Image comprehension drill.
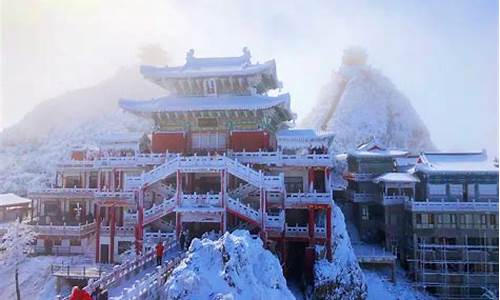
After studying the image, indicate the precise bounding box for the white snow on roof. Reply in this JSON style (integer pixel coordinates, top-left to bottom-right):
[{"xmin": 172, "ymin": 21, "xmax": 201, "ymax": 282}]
[
  {"xmin": 373, "ymin": 173, "xmax": 420, "ymax": 183},
  {"xmin": 416, "ymin": 151, "xmax": 498, "ymax": 173},
  {"xmin": 350, "ymin": 138, "xmax": 409, "ymax": 158},
  {"xmin": 141, "ymin": 48, "xmax": 276, "ymax": 79},
  {"xmin": 350, "ymin": 149, "xmax": 408, "ymax": 159},
  {"xmin": 141, "ymin": 61, "xmax": 274, "ymax": 79},
  {"xmin": 0, "ymin": 193, "xmax": 31, "ymax": 207},
  {"xmin": 276, "ymin": 129, "xmax": 334, "ymax": 149},
  {"xmin": 276, "ymin": 129, "xmax": 333, "ymax": 139},
  {"xmin": 119, "ymin": 93, "xmax": 291, "ymax": 113},
  {"xmin": 395, "ymin": 156, "xmax": 417, "ymax": 167}
]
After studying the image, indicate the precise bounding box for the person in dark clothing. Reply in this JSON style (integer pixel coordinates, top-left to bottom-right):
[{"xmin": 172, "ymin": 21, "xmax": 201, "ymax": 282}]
[
  {"xmin": 179, "ymin": 231, "xmax": 186, "ymax": 251},
  {"xmin": 91, "ymin": 286, "xmax": 101, "ymax": 300},
  {"xmin": 155, "ymin": 241, "xmax": 164, "ymax": 266}
]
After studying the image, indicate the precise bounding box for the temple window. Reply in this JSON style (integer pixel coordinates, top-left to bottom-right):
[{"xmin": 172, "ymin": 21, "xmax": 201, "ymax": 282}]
[
  {"xmin": 205, "ymin": 79, "xmax": 216, "ymax": 95},
  {"xmin": 361, "ymin": 206, "xmax": 369, "ymax": 220},
  {"xmin": 198, "ymin": 118, "xmax": 218, "ymax": 128}
]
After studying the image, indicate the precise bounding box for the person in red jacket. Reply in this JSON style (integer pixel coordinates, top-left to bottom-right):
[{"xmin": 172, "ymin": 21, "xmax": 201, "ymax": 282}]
[
  {"xmin": 155, "ymin": 241, "xmax": 165, "ymax": 266},
  {"xmin": 69, "ymin": 286, "xmax": 92, "ymax": 300}
]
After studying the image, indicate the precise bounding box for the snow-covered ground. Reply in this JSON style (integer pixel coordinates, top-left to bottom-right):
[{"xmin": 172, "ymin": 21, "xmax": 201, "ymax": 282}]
[
  {"xmin": 365, "ymin": 268, "xmax": 434, "ymax": 300},
  {"xmin": 0, "ymin": 255, "xmax": 89, "ymax": 300}
]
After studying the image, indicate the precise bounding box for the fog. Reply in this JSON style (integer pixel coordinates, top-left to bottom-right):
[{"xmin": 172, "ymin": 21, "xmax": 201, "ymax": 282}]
[{"xmin": 1, "ymin": 0, "xmax": 498, "ymax": 155}]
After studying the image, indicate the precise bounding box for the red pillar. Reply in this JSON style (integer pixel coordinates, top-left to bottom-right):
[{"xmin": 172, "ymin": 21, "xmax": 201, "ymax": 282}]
[
  {"xmin": 111, "ymin": 169, "xmax": 116, "ymax": 192},
  {"xmin": 135, "ymin": 190, "xmax": 144, "ymax": 255},
  {"xmin": 220, "ymin": 212, "xmax": 225, "ymax": 234},
  {"xmin": 176, "ymin": 170, "xmax": 182, "ymax": 206},
  {"xmin": 260, "ymin": 188, "xmax": 266, "ymax": 229},
  {"xmin": 109, "ymin": 206, "xmax": 116, "ymax": 263},
  {"xmin": 308, "ymin": 207, "xmax": 315, "ymax": 245},
  {"xmin": 118, "ymin": 207, "xmax": 124, "ymax": 226},
  {"xmin": 308, "ymin": 168, "xmax": 315, "ymax": 192},
  {"xmin": 81, "ymin": 202, "xmax": 86, "ymax": 224},
  {"xmin": 326, "ymin": 206, "xmax": 332, "ymax": 261},
  {"xmin": 97, "ymin": 171, "xmax": 102, "ymax": 191},
  {"xmin": 324, "ymin": 167, "xmax": 331, "ymax": 192},
  {"xmin": 176, "ymin": 212, "xmax": 182, "ymax": 240},
  {"xmin": 95, "ymin": 204, "xmax": 101, "ymax": 263},
  {"xmin": 220, "ymin": 169, "xmax": 226, "ymax": 233}
]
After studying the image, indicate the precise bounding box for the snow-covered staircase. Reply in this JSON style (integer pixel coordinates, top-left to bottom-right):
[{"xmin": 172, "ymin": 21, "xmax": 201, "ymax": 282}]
[
  {"xmin": 144, "ymin": 197, "xmax": 176, "ymax": 225},
  {"xmin": 150, "ymin": 182, "xmax": 176, "ymax": 199},
  {"xmin": 229, "ymin": 183, "xmax": 259, "ymax": 199},
  {"xmin": 139, "ymin": 155, "xmax": 284, "ymax": 191},
  {"xmin": 125, "ymin": 197, "xmax": 176, "ymax": 225},
  {"xmin": 226, "ymin": 196, "xmax": 260, "ymax": 225}
]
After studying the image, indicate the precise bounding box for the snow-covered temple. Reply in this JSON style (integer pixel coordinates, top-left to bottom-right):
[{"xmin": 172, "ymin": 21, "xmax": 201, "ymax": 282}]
[
  {"xmin": 28, "ymin": 49, "xmax": 335, "ymax": 277},
  {"xmin": 25, "ymin": 49, "xmax": 498, "ymax": 299}
]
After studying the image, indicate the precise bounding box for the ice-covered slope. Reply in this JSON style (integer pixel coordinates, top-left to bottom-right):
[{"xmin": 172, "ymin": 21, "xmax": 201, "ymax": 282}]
[
  {"xmin": 302, "ymin": 48, "xmax": 434, "ymax": 153},
  {"xmin": 314, "ymin": 203, "xmax": 368, "ymax": 299},
  {"xmin": 163, "ymin": 230, "xmax": 295, "ymax": 300},
  {"xmin": 0, "ymin": 66, "xmax": 164, "ymax": 194}
]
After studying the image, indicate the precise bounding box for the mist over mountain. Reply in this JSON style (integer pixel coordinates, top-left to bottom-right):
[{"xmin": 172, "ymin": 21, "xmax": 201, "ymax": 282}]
[
  {"xmin": 0, "ymin": 65, "xmax": 162, "ymax": 194},
  {"xmin": 302, "ymin": 48, "xmax": 434, "ymax": 153}
]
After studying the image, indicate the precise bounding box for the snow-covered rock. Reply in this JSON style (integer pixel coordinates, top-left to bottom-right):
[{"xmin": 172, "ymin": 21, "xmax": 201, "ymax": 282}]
[
  {"xmin": 313, "ymin": 203, "xmax": 367, "ymax": 300},
  {"xmin": 0, "ymin": 66, "xmax": 163, "ymax": 194},
  {"xmin": 302, "ymin": 47, "xmax": 434, "ymax": 153},
  {"xmin": 162, "ymin": 230, "xmax": 294, "ymax": 300}
]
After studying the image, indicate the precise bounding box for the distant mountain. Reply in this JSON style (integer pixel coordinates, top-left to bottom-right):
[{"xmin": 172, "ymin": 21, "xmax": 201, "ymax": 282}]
[
  {"xmin": 0, "ymin": 66, "xmax": 164, "ymax": 194},
  {"xmin": 302, "ymin": 48, "xmax": 434, "ymax": 153}
]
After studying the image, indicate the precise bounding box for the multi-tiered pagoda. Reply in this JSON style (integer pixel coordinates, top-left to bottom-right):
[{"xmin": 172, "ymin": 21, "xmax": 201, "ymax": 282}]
[{"xmin": 28, "ymin": 49, "xmax": 336, "ymax": 276}]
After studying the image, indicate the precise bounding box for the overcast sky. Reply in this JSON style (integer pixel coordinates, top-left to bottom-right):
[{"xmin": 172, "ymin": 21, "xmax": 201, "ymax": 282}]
[{"xmin": 1, "ymin": 0, "xmax": 498, "ymax": 155}]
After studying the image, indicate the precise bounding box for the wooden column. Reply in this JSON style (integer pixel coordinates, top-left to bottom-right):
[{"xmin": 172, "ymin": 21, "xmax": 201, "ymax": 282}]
[
  {"xmin": 220, "ymin": 212, "xmax": 225, "ymax": 234},
  {"xmin": 326, "ymin": 206, "xmax": 332, "ymax": 261},
  {"xmin": 30, "ymin": 199, "xmax": 34, "ymax": 222},
  {"xmin": 95, "ymin": 204, "xmax": 101, "ymax": 263},
  {"xmin": 81, "ymin": 202, "xmax": 86, "ymax": 223},
  {"xmin": 308, "ymin": 207, "xmax": 315, "ymax": 245},
  {"xmin": 97, "ymin": 171, "xmax": 102, "ymax": 191},
  {"xmin": 109, "ymin": 206, "xmax": 116, "ymax": 263},
  {"xmin": 220, "ymin": 169, "xmax": 226, "ymax": 234},
  {"xmin": 135, "ymin": 190, "xmax": 144, "ymax": 255},
  {"xmin": 176, "ymin": 170, "xmax": 182, "ymax": 205},
  {"xmin": 176, "ymin": 212, "xmax": 182, "ymax": 240},
  {"xmin": 110, "ymin": 169, "xmax": 116, "ymax": 192},
  {"xmin": 324, "ymin": 167, "xmax": 331, "ymax": 192},
  {"xmin": 308, "ymin": 168, "xmax": 315, "ymax": 192},
  {"xmin": 260, "ymin": 187, "xmax": 266, "ymax": 230}
]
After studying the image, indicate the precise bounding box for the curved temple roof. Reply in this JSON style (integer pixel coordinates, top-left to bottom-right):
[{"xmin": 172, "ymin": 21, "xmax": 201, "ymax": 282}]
[
  {"xmin": 141, "ymin": 48, "xmax": 277, "ymax": 79},
  {"xmin": 119, "ymin": 93, "xmax": 291, "ymax": 113},
  {"xmin": 415, "ymin": 151, "xmax": 498, "ymax": 173},
  {"xmin": 373, "ymin": 173, "xmax": 420, "ymax": 183}
]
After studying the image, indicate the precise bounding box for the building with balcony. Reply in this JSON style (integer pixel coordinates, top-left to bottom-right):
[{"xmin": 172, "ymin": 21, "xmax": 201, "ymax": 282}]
[
  {"xmin": 342, "ymin": 139, "xmax": 411, "ymax": 246},
  {"xmin": 405, "ymin": 151, "xmax": 499, "ymax": 299},
  {"xmin": 27, "ymin": 49, "xmax": 335, "ymax": 279},
  {"xmin": 342, "ymin": 145, "xmax": 499, "ymax": 299}
]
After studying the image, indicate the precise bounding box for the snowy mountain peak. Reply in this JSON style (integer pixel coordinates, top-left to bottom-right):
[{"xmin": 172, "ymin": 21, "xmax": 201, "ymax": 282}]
[{"xmin": 303, "ymin": 49, "xmax": 434, "ymax": 153}]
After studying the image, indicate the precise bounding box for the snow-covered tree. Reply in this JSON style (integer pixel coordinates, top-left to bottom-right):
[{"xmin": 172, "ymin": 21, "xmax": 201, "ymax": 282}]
[{"xmin": 0, "ymin": 220, "xmax": 36, "ymax": 300}]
